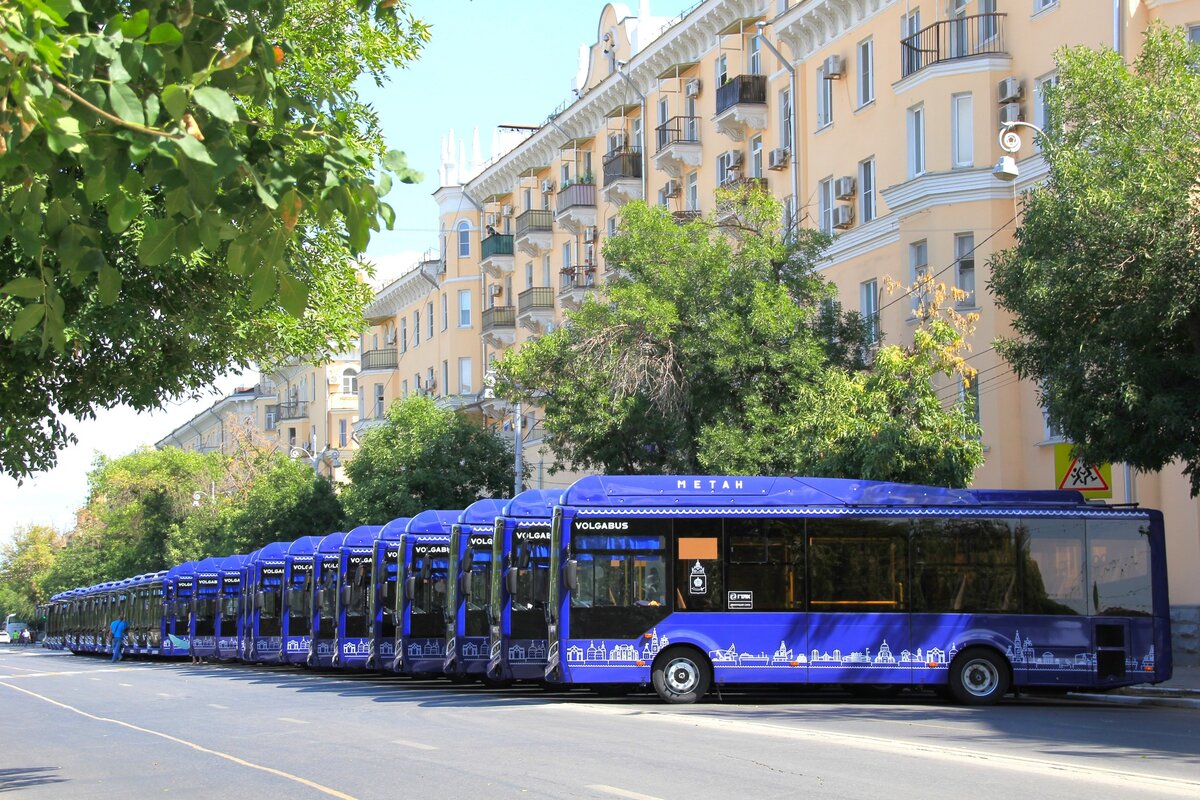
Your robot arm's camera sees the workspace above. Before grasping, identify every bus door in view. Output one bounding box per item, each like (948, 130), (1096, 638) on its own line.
(503, 523), (552, 681)
(255, 562), (284, 662)
(337, 549), (372, 668)
(218, 572), (241, 660)
(193, 574), (219, 659)
(311, 555), (340, 666)
(370, 541), (401, 670)
(401, 538), (449, 675)
(284, 557), (314, 663)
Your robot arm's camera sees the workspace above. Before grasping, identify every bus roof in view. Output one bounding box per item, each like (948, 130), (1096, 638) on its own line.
(316, 531), (349, 552)
(286, 536), (322, 556)
(219, 555), (246, 571)
(503, 488), (561, 518)
(344, 525), (383, 548)
(459, 498), (507, 526)
(406, 510), (461, 535)
(378, 517), (413, 540)
(165, 561), (198, 579)
(254, 541), (291, 561)
(194, 557), (224, 575)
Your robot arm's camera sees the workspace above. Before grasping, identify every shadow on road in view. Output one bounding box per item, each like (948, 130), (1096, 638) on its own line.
(0, 767), (66, 794)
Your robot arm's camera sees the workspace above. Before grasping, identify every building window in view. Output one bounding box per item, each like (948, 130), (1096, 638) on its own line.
(1034, 0), (1057, 13)
(373, 384), (384, 418)
(458, 357), (473, 394)
(607, 215), (618, 236)
(525, 262), (533, 289)
(458, 289), (471, 327)
(978, 0), (997, 41)
(686, 171), (699, 211)
(426, 302), (433, 339)
(748, 34), (762, 75)
(265, 405), (278, 430)
(1034, 72), (1058, 150)
(412, 310), (419, 346)
(401, 379), (408, 399)
(779, 87), (792, 151)
(952, 93), (973, 168)
(441, 360), (449, 396)
(715, 53), (728, 86)
(907, 104), (925, 178)
(717, 151), (735, 187)
(399, 318), (407, 352)
(542, 255), (551, 286)
(1189, 25), (1200, 45)
(523, 187), (532, 211)
(860, 279), (879, 344)
(782, 194), (796, 234)
(457, 220), (470, 258)
(960, 379), (981, 433)
(749, 135), (763, 178)
(857, 38), (874, 107)
(1042, 408), (1065, 442)
(561, 242), (572, 272)
(955, 233), (976, 307)
(910, 240), (929, 314)
(901, 10), (921, 77)
(815, 65), (832, 128)
(338, 419), (347, 448)
(341, 368), (358, 395)
(818, 177), (834, 235)
(858, 158), (876, 224)
(441, 293), (448, 330)
(657, 97), (669, 131)
(631, 117), (643, 150)
(426, 367), (435, 393)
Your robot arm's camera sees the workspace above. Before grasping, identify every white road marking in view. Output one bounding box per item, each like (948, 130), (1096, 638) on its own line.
(559, 705), (1200, 797)
(391, 739), (437, 751)
(118, 683), (133, 687)
(208, 704), (229, 710)
(157, 693), (172, 698)
(586, 785), (664, 800)
(278, 717), (309, 725)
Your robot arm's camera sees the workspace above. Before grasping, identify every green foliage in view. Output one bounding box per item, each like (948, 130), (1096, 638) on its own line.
(990, 25), (1200, 494)
(342, 396), (517, 524)
(0, 0), (429, 479)
(0, 524), (63, 619)
(498, 192), (983, 486)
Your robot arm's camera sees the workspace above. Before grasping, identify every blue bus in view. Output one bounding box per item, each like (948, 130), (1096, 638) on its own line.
(446, 499), (506, 678)
(238, 548), (260, 662)
(335, 525), (383, 669)
(162, 562), (197, 658)
(216, 556), (245, 661)
(310, 531), (347, 667)
(246, 543), (289, 663)
(367, 518), (410, 671)
(191, 558), (223, 660)
(283, 537), (321, 664)
(392, 511), (459, 675)
(543, 476), (1172, 705)
(487, 489), (558, 683)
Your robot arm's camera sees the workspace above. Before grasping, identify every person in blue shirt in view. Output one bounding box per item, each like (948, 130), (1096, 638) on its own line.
(110, 614), (129, 663)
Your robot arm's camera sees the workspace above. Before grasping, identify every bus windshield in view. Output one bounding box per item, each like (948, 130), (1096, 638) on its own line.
(570, 524), (671, 639)
(344, 554), (371, 637)
(289, 563), (313, 635)
(409, 544), (448, 638)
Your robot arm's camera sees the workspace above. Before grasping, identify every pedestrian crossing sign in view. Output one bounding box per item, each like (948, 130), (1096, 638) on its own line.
(1054, 443), (1112, 498)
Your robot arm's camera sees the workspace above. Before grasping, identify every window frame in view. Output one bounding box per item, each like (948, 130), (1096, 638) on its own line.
(857, 38), (874, 107)
(951, 92), (973, 168)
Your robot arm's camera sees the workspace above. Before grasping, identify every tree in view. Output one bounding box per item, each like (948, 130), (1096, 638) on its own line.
(0, 524), (63, 619)
(497, 192), (983, 485)
(990, 25), (1200, 494)
(342, 396), (517, 524)
(0, 0), (429, 479)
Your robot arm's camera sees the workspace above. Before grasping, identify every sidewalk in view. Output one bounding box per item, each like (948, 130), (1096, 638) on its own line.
(1066, 664), (1200, 710)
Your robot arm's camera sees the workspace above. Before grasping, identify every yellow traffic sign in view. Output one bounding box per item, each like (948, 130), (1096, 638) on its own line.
(1054, 443), (1112, 498)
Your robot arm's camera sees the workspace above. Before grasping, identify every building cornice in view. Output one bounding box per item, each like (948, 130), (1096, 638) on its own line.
(879, 164), (1042, 218)
(365, 267), (436, 322)
(775, 0), (897, 63)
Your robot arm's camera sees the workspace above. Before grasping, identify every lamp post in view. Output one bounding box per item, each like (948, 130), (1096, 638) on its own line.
(289, 443), (341, 477)
(992, 120), (1048, 182)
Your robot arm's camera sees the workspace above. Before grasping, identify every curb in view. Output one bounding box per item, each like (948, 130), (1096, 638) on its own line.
(1067, 691), (1200, 710)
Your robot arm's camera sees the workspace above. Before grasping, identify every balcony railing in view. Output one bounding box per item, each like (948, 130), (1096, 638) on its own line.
(719, 176), (769, 193)
(361, 348), (398, 371)
(556, 183), (596, 214)
(901, 13), (1007, 78)
(482, 305), (516, 331)
(602, 148), (643, 185)
(655, 115), (700, 152)
(277, 401), (309, 421)
(515, 209), (553, 237)
(715, 74), (767, 115)
(481, 233), (514, 259)
(517, 286), (555, 313)
(672, 210), (702, 225)
(559, 265), (596, 290)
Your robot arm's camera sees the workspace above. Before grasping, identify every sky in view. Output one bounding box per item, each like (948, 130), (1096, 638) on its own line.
(0, 0), (698, 546)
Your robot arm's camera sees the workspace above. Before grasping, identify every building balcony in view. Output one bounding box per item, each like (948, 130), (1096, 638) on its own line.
(435, 393), (478, 412)
(419, 256), (445, 287)
(516, 286), (555, 333)
(360, 348), (398, 372)
(554, 183), (596, 234)
(481, 305), (517, 349)
(713, 74), (767, 141)
(277, 401), (309, 421)
(514, 209), (553, 257)
(672, 210), (702, 225)
(653, 116), (703, 178)
(480, 233), (514, 279)
(601, 148), (643, 205)
(352, 408), (388, 438)
(558, 265), (597, 311)
(901, 13), (1007, 78)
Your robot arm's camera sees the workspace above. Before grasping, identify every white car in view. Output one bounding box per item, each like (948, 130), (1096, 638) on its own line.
(0, 631), (10, 644)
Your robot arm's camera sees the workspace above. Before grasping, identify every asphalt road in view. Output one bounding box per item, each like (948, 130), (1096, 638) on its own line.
(2, 647), (1198, 799)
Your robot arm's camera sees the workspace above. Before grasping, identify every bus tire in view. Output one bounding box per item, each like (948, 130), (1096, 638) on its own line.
(948, 647), (1009, 706)
(652, 647), (711, 704)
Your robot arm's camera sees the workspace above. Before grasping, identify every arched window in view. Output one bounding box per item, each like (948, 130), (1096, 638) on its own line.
(457, 221), (470, 258)
(342, 368), (358, 395)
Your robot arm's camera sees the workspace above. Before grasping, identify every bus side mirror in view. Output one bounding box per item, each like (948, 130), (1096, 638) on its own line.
(461, 550), (474, 572)
(255, 591), (264, 610)
(404, 575), (416, 601)
(340, 586), (351, 607)
(505, 568), (518, 596)
(459, 572), (472, 600)
(564, 559), (578, 592)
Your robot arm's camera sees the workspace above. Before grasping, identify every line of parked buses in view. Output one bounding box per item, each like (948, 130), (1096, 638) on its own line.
(38, 476), (1174, 705)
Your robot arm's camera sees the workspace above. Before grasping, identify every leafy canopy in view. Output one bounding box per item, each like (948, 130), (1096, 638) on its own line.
(497, 191), (983, 486)
(0, 0), (428, 479)
(342, 396), (517, 524)
(990, 25), (1200, 493)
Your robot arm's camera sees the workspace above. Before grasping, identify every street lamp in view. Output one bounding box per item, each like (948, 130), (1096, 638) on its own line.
(289, 443), (341, 477)
(992, 120), (1048, 182)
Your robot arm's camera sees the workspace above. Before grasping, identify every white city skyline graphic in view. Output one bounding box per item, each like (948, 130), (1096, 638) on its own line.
(285, 637), (312, 653)
(508, 640), (548, 662)
(342, 639), (370, 656)
(407, 639), (445, 658)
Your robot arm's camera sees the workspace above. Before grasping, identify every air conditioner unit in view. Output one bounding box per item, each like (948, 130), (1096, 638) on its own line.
(685, 78), (702, 97)
(725, 150), (744, 168)
(501, 203), (513, 216)
(834, 175), (856, 199)
(832, 204), (854, 229)
(541, 179), (555, 194)
(583, 226), (598, 243)
(664, 179), (681, 198)
(489, 285), (503, 297)
(997, 77), (1023, 104)
(768, 148), (790, 170)
(999, 102), (1023, 125)
(822, 54), (844, 79)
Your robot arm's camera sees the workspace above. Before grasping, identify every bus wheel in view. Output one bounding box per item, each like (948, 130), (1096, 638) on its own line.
(949, 647), (1009, 706)
(652, 648), (711, 704)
